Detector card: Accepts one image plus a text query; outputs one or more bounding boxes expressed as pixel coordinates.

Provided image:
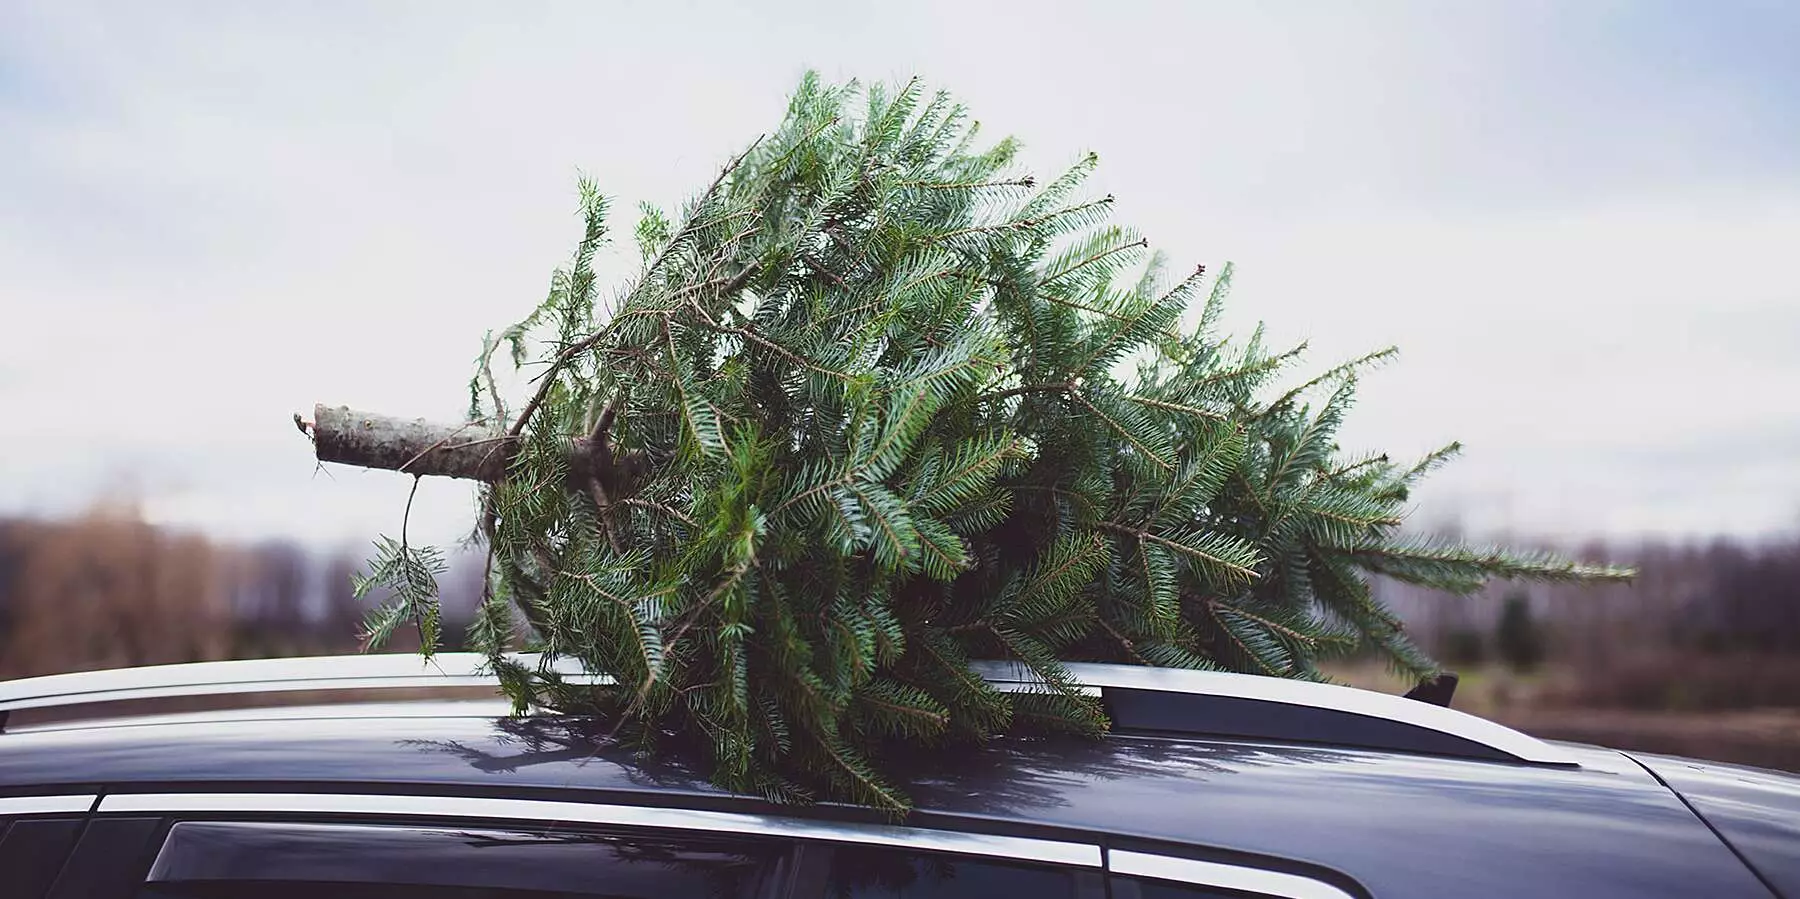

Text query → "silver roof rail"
[0,653,1576,766]
[969,660,1579,766]
[0,652,605,723]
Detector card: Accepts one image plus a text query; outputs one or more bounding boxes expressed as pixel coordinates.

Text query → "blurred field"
[1326,656,1800,773]
[3,504,1798,774]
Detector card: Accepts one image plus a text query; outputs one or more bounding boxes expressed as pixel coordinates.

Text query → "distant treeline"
[0,505,488,677]
[2,506,1797,699]
[1375,533,1800,710]
[1379,534,1800,658]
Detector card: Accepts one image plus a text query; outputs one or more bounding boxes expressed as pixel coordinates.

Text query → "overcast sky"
[2,1,1797,551]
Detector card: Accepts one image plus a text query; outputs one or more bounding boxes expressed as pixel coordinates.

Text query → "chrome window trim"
[970,660,1578,765]
[0,794,96,816]
[0,652,605,714]
[1110,849,1356,899]
[98,791,1102,868]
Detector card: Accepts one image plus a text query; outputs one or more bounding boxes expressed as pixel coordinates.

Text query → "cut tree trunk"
[303,404,595,481]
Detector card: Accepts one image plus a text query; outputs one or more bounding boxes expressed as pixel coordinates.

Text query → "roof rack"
[969,660,1578,766]
[0,653,605,730]
[0,653,1576,766]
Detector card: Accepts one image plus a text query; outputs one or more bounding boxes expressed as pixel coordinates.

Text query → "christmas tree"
[303,72,1630,814]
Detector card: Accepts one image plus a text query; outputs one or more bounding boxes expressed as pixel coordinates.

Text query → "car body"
[0,653,1794,898]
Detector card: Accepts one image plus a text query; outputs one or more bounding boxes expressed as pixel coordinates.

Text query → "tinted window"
[144,888,704,899]
[0,818,85,899]
[825,845,1082,899]
[137,820,776,899]
[1110,878,1248,899]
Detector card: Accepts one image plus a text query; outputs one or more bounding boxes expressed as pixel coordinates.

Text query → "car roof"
[0,699,1771,899]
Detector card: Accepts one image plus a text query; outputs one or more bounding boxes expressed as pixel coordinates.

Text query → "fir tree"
[334,72,1631,815]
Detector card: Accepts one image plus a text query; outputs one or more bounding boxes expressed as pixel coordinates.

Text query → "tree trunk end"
[309,404,515,481]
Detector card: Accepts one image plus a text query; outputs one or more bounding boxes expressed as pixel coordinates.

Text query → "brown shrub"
[0,502,235,677]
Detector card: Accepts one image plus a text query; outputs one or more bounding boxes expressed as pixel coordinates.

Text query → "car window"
[1110,878,1251,899]
[144,888,719,899]
[0,818,86,899]
[135,820,780,899]
[823,845,1097,899]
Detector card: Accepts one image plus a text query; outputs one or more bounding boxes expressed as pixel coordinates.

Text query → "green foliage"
[361,72,1631,814]
[1496,591,1547,672]
[354,487,446,653]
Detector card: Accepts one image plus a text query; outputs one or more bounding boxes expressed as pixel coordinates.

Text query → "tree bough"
[301,73,1633,816]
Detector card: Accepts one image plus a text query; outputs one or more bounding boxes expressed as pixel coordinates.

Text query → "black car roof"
[0,700,1772,899]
